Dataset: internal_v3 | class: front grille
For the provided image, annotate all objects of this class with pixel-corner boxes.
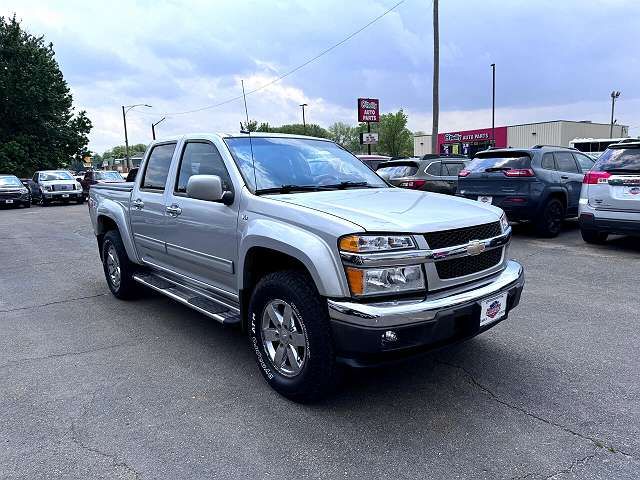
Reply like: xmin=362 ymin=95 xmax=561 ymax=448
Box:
xmin=435 ymin=248 xmax=503 ymax=279
xmin=424 ymin=221 xmax=501 ymax=249
xmin=52 ymin=184 xmax=73 ymax=191
xmin=0 ymin=191 xmax=21 ymax=199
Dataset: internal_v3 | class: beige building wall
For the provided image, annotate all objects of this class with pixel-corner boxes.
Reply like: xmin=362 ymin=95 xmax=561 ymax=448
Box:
xmin=507 ymin=121 xmax=628 ymax=148
xmin=413 ymin=134 xmax=433 ymax=157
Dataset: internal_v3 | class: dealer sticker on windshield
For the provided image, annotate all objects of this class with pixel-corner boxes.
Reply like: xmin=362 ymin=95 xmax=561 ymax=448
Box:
xmin=480 ymin=292 xmax=507 ymax=326
xmin=477 ymin=196 xmax=493 ymax=204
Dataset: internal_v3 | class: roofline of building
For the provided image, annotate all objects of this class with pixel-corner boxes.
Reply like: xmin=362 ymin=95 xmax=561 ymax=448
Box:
xmin=413 ymin=120 xmax=629 ymax=137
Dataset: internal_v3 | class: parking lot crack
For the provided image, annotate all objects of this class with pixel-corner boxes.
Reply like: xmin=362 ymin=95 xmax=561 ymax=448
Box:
xmin=431 ymin=357 xmax=634 ymax=459
xmin=70 ymin=391 xmax=142 ymax=479
xmin=542 ymin=451 xmax=598 ymax=479
xmin=0 ymin=292 xmax=108 ymax=314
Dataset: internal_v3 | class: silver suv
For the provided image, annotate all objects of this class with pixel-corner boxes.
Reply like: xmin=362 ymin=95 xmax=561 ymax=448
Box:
xmin=579 ymin=139 xmax=640 ymax=243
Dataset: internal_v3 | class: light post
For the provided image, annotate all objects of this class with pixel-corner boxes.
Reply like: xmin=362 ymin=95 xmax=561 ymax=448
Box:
xmin=122 ymin=104 xmax=152 ymax=169
xmin=610 ymin=91 xmax=621 ymax=138
xmin=300 ymin=103 xmax=308 ymax=133
xmin=491 ymin=63 xmax=496 ymax=147
xmin=152 ymin=117 xmax=166 ymax=140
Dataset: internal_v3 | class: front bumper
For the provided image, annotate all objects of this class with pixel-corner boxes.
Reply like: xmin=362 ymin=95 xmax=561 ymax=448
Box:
xmin=328 ymin=260 xmax=525 ymax=366
xmin=42 ymin=191 xmax=83 ymax=200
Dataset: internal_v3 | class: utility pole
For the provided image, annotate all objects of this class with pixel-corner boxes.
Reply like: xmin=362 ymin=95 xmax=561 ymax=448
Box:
xmin=491 ymin=63 xmax=496 ymax=147
xmin=610 ymin=91 xmax=621 ymax=138
xmin=152 ymin=117 xmax=166 ymax=140
xmin=430 ymin=0 xmax=439 ymax=155
xmin=122 ymin=104 xmax=152 ymax=169
xmin=300 ymin=103 xmax=308 ymax=133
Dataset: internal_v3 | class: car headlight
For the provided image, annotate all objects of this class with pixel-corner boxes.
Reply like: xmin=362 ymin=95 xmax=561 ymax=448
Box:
xmin=499 ymin=212 xmax=509 ymax=232
xmin=345 ymin=265 xmax=425 ymax=296
xmin=339 ymin=234 xmax=415 ymax=253
xmin=76 ymin=183 xmax=82 ymax=190
xmin=20 ymin=187 xmax=28 ymax=194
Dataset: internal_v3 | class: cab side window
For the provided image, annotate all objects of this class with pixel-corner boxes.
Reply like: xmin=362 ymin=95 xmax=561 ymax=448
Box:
xmin=175 ymin=142 xmax=233 ymax=195
xmin=541 ymin=153 xmax=555 ymax=170
xmin=140 ymin=143 xmax=176 ymax=191
xmin=425 ymin=162 xmax=441 ymax=176
xmin=573 ymin=153 xmax=594 ymax=172
xmin=554 ymin=152 xmax=579 ymax=173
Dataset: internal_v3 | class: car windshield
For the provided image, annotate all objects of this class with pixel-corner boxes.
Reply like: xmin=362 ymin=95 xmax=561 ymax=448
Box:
xmin=376 ymin=164 xmax=419 ymax=179
xmin=0 ymin=176 xmax=22 ymax=187
xmin=466 ymin=154 xmax=531 ymax=172
xmin=95 ymin=171 xmax=123 ymax=181
xmin=40 ymin=171 xmax=73 ymax=181
xmin=224 ymin=137 xmax=387 ymax=192
xmin=594 ymin=147 xmax=640 ymax=172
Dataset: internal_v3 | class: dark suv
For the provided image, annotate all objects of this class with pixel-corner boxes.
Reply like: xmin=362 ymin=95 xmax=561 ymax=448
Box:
xmin=457 ymin=146 xmax=595 ymax=237
xmin=376 ymin=155 xmax=468 ymax=195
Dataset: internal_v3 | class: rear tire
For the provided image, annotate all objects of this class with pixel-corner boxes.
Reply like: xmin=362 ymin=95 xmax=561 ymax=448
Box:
xmin=248 ymin=270 xmax=338 ymax=403
xmin=581 ymin=228 xmax=608 ymax=244
xmin=535 ymin=198 xmax=564 ymax=237
xmin=102 ymin=230 xmax=140 ymax=300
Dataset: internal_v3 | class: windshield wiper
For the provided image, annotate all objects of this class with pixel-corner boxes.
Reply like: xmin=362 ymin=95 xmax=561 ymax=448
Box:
xmin=322 ymin=181 xmax=377 ymax=190
xmin=254 ymin=184 xmax=329 ymax=195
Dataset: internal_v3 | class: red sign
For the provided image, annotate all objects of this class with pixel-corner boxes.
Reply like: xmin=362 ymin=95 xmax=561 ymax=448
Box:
xmin=358 ymin=98 xmax=379 ymax=122
xmin=437 ymin=126 xmax=507 ymax=149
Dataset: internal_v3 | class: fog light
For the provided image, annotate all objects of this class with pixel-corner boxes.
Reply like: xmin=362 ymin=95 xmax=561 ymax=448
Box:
xmin=382 ymin=330 xmax=398 ymax=343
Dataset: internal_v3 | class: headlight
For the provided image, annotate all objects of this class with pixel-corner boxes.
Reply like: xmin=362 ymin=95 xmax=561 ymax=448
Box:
xmin=499 ymin=212 xmax=509 ymax=232
xmin=20 ymin=187 xmax=28 ymax=194
xmin=339 ymin=234 xmax=415 ymax=253
xmin=345 ymin=265 xmax=425 ymax=296
xmin=76 ymin=183 xmax=82 ymax=190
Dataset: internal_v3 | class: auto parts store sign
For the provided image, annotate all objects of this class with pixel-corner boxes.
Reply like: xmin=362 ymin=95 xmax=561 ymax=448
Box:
xmin=358 ymin=98 xmax=379 ymax=122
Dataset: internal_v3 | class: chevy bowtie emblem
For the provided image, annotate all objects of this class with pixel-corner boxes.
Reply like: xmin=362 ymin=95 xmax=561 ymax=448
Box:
xmin=466 ymin=240 xmax=485 ymax=256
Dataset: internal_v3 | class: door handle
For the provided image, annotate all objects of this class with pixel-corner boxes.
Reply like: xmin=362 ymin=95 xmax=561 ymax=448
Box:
xmin=165 ymin=204 xmax=182 ymax=217
xmin=560 ymin=175 xmax=569 ymax=180
xmin=132 ymin=198 xmax=144 ymax=210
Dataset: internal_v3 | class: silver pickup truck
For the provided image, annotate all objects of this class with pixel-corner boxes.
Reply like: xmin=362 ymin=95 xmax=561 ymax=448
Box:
xmin=89 ymin=133 xmax=524 ymax=402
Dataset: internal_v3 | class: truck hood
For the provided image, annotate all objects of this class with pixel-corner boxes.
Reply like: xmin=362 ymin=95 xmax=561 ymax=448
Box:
xmin=272 ymin=188 xmax=502 ymax=232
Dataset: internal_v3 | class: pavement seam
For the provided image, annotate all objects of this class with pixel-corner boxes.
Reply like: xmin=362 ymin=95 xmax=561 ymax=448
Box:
xmin=0 ymin=293 xmax=108 ymax=314
xmin=431 ymin=357 xmax=635 ymax=460
xmin=542 ymin=451 xmax=599 ymax=480
xmin=70 ymin=390 xmax=142 ymax=480
xmin=0 ymin=341 xmax=142 ymax=370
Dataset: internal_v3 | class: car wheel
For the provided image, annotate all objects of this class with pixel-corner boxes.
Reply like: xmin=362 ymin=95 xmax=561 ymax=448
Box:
xmin=248 ymin=270 xmax=338 ymax=403
xmin=101 ymin=230 xmax=140 ymax=300
xmin=41 ymin=198 xmax=49 ymax=206
xmin=581 ymin=228 xmax=608 ymax=244
xmin=24 ymin=200 xmax=31 ymax=208
xmin=535 ymin=198 xmax=564 ymax=237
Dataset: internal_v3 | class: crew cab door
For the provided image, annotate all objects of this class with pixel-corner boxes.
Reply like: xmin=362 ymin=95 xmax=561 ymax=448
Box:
xmin=129 ymin=142 xmax=177 ymax=268
xmin=553 ymin=152 xmax=583 ymax=214
xmin=162 ymin=139 xmax=239 ymax=296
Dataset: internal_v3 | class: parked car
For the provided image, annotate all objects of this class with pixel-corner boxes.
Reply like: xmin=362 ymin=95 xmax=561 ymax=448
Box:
xmin=376 ymin=156 xmax=468 ymax=195
xmin=579 ymin=140 xmax=640 ymax=243
xmin=89 ymin=133 xmax=524 ymax=402
xmin=356 ymin=154 xmax=391 ymax=171
xmin=0 ymin=174 xmax=31 ymax=208
xmin=29 ymin=170 xmax=84 ymax=205
xmin=79 ymin=170 xmax=125 ymax=199
xmin=457 ymin=145 xmax=595 ymax=237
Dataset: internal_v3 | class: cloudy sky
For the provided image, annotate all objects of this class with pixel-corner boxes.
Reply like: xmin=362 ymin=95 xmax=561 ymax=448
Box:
xmin=4 ymin=0 xmax=640 ymax=153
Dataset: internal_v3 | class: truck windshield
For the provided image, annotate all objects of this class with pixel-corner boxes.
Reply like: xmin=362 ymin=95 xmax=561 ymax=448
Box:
xmin=40 ymin=171 xmax=73 ymax=181
xmin=224 ymin=137 xmax=387 ymax=193
xmin=0 ymin=176 xmax=22 ymax=187
xmin=95 ymin=171 xmax=123 ymax=181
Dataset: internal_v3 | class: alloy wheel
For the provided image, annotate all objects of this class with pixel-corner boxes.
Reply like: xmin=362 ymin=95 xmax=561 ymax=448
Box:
xmin=261 ymin=299 xmax=307 ymax=377
xmin=106 ymin=244 xmax=121 ymax=289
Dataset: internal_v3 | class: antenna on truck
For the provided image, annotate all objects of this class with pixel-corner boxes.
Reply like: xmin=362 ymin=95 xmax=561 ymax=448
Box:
xmin=241 ymin=79 xmax=258 ymax=190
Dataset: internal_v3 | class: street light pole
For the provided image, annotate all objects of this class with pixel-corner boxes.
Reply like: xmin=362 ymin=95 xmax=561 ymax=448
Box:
xmin=491 ymin=63 xmax=496 ymax=147
xmin=610 ymin=91 xmax=621 ymax=138
xmin=300 ymin=103 xmax=308 ymax=133
xmin=122 ymin=103 xmax=152 ymax=169
xmin=152 ymin=117 xmax=166 ymax=140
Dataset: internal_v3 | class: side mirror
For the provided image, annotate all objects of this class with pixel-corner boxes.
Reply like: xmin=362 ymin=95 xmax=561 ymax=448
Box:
xmin=186 ymin=175 xmax=234 ymax=205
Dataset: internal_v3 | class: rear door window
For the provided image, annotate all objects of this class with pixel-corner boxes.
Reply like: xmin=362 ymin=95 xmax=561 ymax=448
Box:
xmin=554 ymin=152 xmax=579 ymax=173
xmin=573 ymin=153 xmax=594 ymax=172
xmin=466 ymin=154 xmax=531 ymax=172
xmin=442 ymin=162 xmax=464 ymax=176
xmin=593 ymin=147 xmax=640 ymax=172
xmin=425 ymin=162 xmax=441 ymax=176
xmin=141 ymin=143 xmax=177 ymax=191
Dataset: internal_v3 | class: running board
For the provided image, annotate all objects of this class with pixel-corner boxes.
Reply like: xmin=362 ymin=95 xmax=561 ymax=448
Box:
xmin=133 ymin=272 xmax=241 ymax=326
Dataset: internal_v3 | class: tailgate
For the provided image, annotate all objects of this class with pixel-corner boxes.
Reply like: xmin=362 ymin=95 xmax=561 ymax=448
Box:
xmin=588 ymin=175 xmax=640 ymax=212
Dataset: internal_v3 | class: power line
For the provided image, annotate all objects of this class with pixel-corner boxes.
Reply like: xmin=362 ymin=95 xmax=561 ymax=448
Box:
xmin=159 ymin=0 xmax=405 ymax=116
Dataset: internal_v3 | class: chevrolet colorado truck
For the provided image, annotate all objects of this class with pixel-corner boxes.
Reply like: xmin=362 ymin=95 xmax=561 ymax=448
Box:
xmin=89 ymin=133 xmax=524 ymax=402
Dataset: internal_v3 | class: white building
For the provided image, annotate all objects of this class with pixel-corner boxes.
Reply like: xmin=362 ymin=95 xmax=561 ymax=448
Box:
xmin=414 ymin=120 xmax=629 ymax=157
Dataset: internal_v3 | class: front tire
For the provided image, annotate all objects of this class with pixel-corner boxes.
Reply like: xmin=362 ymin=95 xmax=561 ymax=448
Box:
xmin=581 ymin=228 xmax=608 ymax=244
xmin=248 ymin=270 xmax=338 ymax=403
xmin=535 ymin=198 xmax=564 ymax=237
xmin=102 ymin=230 xmax=140 ymax=299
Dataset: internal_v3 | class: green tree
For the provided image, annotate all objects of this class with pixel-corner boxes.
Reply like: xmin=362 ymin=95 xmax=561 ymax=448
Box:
xmin=0 ymin=15 xmax=92 ymax=177
xmin=377 ymin=109 xmax=413 ymax=157
xmin=266 ymin=123 xmax=330 ymax=138
xmin=328 ymin=122 xmax=360 ymax=152
xmin=240 ymin=119 xmax=258 ymax=132
xmin=101 ymin=144 xmax=147 ymax=160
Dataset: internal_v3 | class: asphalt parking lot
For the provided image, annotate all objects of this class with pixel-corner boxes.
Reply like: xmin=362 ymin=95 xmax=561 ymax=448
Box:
xmin=1 ymin=203 xmax=638 ymax=480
